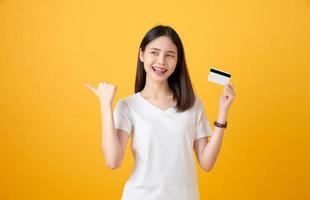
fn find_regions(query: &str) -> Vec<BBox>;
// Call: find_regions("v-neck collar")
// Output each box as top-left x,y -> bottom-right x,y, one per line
137,92 -> 176,114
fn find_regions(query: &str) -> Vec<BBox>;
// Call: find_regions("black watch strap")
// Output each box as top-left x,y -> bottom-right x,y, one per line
214,121 -> 227,128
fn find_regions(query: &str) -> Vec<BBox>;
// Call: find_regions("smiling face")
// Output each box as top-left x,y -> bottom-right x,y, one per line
139,36 -> 178,82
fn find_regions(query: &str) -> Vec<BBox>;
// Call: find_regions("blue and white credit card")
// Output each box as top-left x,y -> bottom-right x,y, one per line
208,67 -> 231,86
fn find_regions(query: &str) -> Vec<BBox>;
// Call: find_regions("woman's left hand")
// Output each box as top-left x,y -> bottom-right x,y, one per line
219,82 -> 236,114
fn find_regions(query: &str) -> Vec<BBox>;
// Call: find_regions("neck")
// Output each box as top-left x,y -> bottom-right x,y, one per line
140,76 -> 173,99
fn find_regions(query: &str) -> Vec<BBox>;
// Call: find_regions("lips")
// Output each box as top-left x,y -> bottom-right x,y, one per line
152,66 -> 168,73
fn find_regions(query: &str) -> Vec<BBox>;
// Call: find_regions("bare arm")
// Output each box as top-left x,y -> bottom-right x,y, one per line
194,112 -> 227,171
101,104 -> 123,169
85,82 -> 129,169
194,82 -> 235,171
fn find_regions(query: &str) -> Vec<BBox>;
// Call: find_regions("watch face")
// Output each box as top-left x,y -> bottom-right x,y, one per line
214,121 -> 227,128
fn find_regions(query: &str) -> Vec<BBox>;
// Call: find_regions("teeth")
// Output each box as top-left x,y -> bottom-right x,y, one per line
153,66 -> 167,72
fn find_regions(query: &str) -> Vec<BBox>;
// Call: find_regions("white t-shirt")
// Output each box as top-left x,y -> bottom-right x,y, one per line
113,92 -> 213,200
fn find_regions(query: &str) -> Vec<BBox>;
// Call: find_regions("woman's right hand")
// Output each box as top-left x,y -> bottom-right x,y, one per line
85,82 -> 117,107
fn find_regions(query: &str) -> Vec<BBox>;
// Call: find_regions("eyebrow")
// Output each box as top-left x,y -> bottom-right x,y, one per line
150,48 -> 176,54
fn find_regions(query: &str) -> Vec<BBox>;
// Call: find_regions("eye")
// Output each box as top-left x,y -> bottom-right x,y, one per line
150,51 -> 159,55
167,54 -> 174,58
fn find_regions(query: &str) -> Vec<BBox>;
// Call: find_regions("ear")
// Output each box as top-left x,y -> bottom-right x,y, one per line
139,48 -> 144,62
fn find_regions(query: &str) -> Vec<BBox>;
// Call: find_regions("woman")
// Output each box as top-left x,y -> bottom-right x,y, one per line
85,25 -> 236,200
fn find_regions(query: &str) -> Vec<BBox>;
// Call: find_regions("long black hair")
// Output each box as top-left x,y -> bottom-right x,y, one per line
135,25 -> 196,112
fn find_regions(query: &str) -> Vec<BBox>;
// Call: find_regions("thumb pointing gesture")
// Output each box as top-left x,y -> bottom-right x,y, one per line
85,82 -> 117,106
85,83 -> 98,95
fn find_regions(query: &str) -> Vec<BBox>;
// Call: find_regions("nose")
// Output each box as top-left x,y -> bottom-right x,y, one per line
157,54 -> 166,65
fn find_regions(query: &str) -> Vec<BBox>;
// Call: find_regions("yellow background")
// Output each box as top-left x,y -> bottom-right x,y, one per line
1,0 -> 309,199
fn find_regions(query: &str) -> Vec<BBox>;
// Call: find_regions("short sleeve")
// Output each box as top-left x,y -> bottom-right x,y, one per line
113,99 -> 133,136
194,97 -> 213,140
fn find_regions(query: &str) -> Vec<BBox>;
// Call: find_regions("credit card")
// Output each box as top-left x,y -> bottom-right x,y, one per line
208,67 -> 231,86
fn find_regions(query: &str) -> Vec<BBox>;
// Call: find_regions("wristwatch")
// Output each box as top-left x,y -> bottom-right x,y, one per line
214,121 -> 227,128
